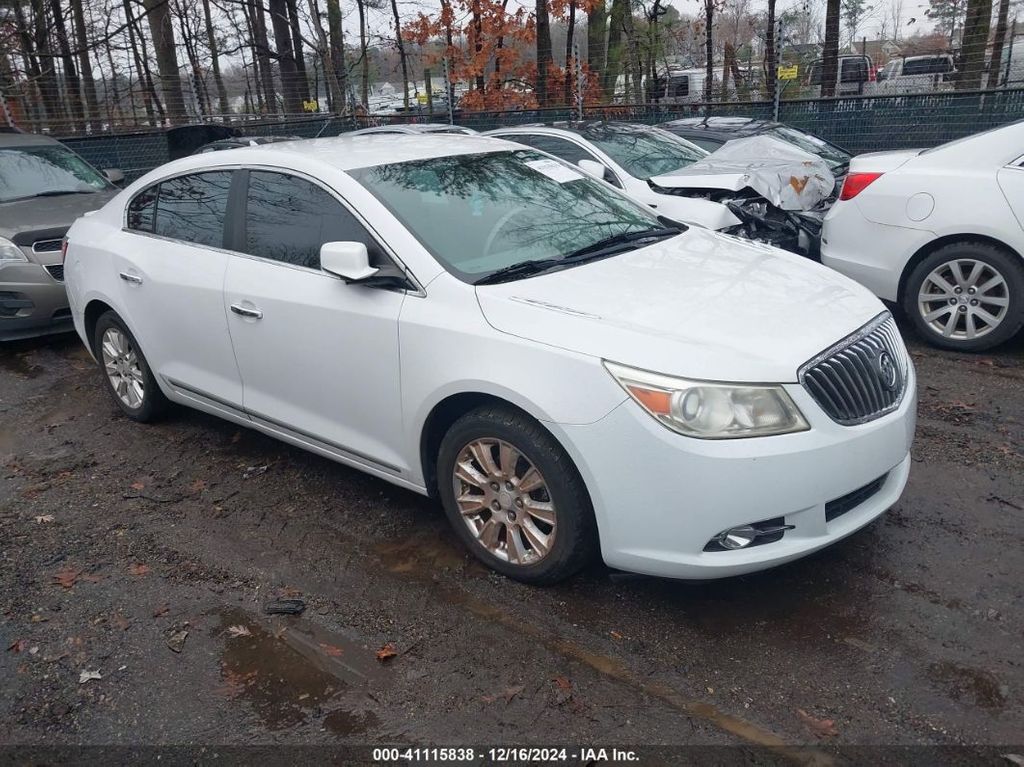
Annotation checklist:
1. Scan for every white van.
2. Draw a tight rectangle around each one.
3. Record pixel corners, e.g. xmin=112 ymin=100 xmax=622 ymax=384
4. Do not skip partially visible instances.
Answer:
xmin=876 ymin=54 xmax=956 ymax=94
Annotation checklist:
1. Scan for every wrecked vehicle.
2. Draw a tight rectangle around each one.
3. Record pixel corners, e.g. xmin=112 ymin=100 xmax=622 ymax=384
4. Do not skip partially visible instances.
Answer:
xmin=484 ymin=122 xmax=834 ymax=258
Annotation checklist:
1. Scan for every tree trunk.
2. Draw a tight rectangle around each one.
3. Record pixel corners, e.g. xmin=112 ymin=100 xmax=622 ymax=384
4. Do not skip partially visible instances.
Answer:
xmin=564 ymin=0 xmax=576 ymax=105
xmin=202 ymin=0 xmax=231 ymax=113
xmin=357 ymin=0 xmax=369 ymax=107
xmin=603 ymin=0 xmax=627 ymax=98
xmin=390 ymin=0 xmax=409 ymax=111
xmin=28 ymin=0 xmax=65 ymax=130
xmin=822 ymin=0 xmax=840 ymax=97
xmin=472 ymin=0 xmax=486 ymax=92
xmin=587 ymin=0 xmax=606 ymax=95
xmin=143 ymin=0 xmax=187 ymax=122
xmin=325 ymin=0 xmax=349 ymax=107
xmin=250 ymin=0 xmax=277 ymax=112
xmin=269 ymin=0 xmax=302 ymax=112
xmin=49 ymin=0 xmax=86 ymax=128
xmin=988 ymin=0 xmax=1011 ymax=88
xmin=123 ymin=0 xmax=161 ymax=122
xmin=70 ymin=0 xmax=100 ymax=127
xmin=959 ymin=0 xmax=993 ymax=90
xmin=10 ymin=0 xmax=49 ymax=126
xmin=286 ymin=0 xmax=310 ymax=101
xmin=703 ymin=0 xmax=714 ymax=101
xmin=764 ymin=0 xmax=776 ymax=104
xmin=535 ymin=0 xmax=552 ymax=106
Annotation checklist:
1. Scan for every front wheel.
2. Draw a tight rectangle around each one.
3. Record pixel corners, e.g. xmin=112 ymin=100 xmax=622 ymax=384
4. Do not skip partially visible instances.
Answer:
xmin=436 ymin=406 xmax=598 ymax=585
xmin=903 ymin=241 xmax=1024 ymax=352
xmin=92 ymin=311 xmax=169 ymax=422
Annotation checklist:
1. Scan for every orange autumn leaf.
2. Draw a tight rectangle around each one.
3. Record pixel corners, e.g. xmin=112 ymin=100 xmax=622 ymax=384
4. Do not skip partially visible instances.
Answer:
xmin=376 ymin=643 xmax=398 ymax=662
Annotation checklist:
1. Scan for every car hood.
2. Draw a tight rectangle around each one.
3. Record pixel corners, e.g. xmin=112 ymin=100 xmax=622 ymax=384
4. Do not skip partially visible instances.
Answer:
xmin=476 ymin=227 xmax=885 ymax=383
xmin=649 ymin=135 xmax=835 ymax=211
xmin=0 ymin=190 xmax=116 ymax=242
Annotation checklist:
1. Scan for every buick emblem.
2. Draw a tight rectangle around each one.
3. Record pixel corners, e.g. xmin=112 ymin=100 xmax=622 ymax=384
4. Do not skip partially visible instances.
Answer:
xmin=874 ymin=351 xmax=899 ymax=392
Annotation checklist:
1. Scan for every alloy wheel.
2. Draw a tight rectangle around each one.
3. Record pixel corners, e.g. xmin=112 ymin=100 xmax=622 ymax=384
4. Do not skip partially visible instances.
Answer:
xmin=100 ymin=327 xmax=145 ymax=409
xmin=451 ymin=438 xmax=556 ymax=565
xmin=917 ymin=258 xmax=1010 ymax=341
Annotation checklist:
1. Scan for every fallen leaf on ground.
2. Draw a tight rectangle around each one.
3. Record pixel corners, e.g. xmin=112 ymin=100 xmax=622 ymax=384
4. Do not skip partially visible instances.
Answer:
xmin=34 ymin=515 xmax=54 ymax=523
xmin=130 ymin=481 xmax=145 ymax=490
xmin=166 ymin=629 xmax=189 ymax=653
xmin=52 ymin=568 xmax=83 ymax=589
xmin=152 ymin=605 xmax=170 ymax=618
xmin=553 ymin=676 xmax=572 ymax=690
xmin=319 ymin=642 xmax=345 ymax=657
xmin=79 ymin=670 xmax=102 ymax=684
xmin=797 ymin=708 xmax=839 ymax=738
xmin=609 ymin=630 xmax=624 ymax=640
xmin=7 ymin=639 xmax=28 ymax=653
xmin=552 ymin=676 xmax=573 ymax=705
xmin=112 ymin=614 xmax=131 ymax=631
xmin=189 ymin=479 xmax=206 ymax=493
xmin=226 ymin=625 xmax=252 ymax=638
xmin=30 ymin=614 xmax=48 ymax=623
xmin=375 ymin=643 xmax=398 ymax=662
xmin=482 ymin=684 xmax=525 ymax=705
xmin=128 ymin=563 xmax=151 ymax=576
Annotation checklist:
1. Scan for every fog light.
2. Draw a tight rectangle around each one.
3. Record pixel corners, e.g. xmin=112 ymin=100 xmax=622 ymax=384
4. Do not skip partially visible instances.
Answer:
xmin=715 ymin=525 xmax=759 ymax=550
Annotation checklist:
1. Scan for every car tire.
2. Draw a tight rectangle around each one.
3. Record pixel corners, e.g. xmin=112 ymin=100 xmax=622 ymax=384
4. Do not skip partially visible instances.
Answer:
xmin=92 ymin=311 xmax=169 ymax=422
xmin=903 ymin=241 xmax=1024 ymax=352
xmin=436 ymin=405 xmax=598 ymax=585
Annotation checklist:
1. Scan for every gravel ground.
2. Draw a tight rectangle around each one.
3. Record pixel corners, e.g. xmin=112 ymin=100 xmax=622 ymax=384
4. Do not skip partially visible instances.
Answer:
xmin=0 ymin=316 xmax=1021 ymax=754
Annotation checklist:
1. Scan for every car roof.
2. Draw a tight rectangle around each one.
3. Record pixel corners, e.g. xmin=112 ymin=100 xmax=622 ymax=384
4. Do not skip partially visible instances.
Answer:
xmin=661 ymin=116 xmax=768 ymax=134
xmin=0 ymin=132 xmax=63 ymax=148
xmin=143 ymin=134 xmax=514 ymax=177
xmin=486 ymin=121 xmax=656 ymax=137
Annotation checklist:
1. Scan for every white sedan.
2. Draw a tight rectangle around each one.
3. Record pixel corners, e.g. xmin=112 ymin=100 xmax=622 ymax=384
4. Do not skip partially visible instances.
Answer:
xmin=64 ymin=135 xmax=915 ymax=584
xmin=822 ymin=121 xmax=1024 ymax=351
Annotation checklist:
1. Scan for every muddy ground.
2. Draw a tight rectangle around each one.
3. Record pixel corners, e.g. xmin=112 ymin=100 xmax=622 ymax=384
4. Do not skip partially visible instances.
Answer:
xmin=0 ymin=317 xmax=1021 ymax=756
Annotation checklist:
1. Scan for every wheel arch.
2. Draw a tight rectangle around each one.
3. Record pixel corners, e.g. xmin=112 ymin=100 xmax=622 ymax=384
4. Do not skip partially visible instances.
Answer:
xmin=83 ymin=298 xmax=117 ymax=355
xmin=897 ymin=233 xmax=1022 ymax=303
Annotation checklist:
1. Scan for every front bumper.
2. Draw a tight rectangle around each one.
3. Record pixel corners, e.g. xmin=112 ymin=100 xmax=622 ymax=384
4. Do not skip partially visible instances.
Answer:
xmin=550 ymin=367 xmax=916 ymax=579
xmin=1 ymin=263 xmax=72 ymax=342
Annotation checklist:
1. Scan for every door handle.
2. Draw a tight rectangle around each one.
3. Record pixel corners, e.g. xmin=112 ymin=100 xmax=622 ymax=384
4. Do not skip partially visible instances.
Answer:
xmin=230 ymin=303 xmax=263 ymax=319
xmin=119 ymin=271 xmax=143 ymax=285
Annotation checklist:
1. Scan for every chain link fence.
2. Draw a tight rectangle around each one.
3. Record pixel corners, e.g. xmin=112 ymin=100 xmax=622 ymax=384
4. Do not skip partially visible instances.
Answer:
xmin=52 ymin=88 xmax=1024 ymax=182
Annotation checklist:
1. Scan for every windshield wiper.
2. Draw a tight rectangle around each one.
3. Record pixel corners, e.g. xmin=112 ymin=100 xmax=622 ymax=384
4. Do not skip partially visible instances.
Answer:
xmin=475 ymin=226 xmax=683 ymax=286
xmin=560 ymin=225 xmax=682 ymax=261
xmin=6 ymin=189 xmax=97 ymax=203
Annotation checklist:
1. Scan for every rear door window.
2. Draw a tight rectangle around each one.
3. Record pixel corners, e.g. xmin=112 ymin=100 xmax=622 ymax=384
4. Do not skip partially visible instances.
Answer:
xmin=242 ymin=171 xmax=382 ymax=270
xmin=151 ymin=171 xmax=233 ymax=248
xmin=499 ymin=134 xmax=600 ymax=166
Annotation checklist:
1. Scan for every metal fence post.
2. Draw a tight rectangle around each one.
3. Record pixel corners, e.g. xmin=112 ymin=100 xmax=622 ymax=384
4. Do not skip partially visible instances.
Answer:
xmin=773 ymin=19 xmax=783 ymax=122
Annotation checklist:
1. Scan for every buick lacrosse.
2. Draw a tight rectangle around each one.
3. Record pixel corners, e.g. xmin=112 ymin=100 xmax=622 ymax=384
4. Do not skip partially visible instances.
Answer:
xmin=65 ymin=135 xmax=916 ymax=584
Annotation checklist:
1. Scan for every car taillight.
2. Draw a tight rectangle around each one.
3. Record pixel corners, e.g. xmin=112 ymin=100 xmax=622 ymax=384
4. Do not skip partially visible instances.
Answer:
xmin=839 ymin=172 xmax=883 ymax=201
xmin=61 ymin=238 xmax=68 ymax=263
xmin=868 ymin=64 xmax=877 ymax=82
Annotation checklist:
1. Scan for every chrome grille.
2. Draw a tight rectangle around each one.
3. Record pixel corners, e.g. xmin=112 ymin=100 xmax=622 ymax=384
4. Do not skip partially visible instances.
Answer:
xmin=45 ymin=264 xmax=65 ymax=282
xmin=799 ymin=313 xmax=909 ymax=425
xmin=32 ymin=238 xmax=63 ymax=254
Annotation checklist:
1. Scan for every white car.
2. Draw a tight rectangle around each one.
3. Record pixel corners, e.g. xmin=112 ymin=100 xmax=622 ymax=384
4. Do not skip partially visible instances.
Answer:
xmin=65 ymin=135 xmax=915 ymax=584
xmin=485 ymin=122 xmax=833 ymax=257
xmin=822 ymin=121 xmax=1024 ymax=351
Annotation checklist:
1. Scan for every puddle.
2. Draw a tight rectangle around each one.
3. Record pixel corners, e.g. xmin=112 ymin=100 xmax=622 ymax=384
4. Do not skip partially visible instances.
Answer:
xmin=0 ymin=352 xmax=43 ymax=379
xmin=927 ymin=661 xmax=1007 ymax=709
xmin=376 ymin=525 xmax=489 ymax=578
xmin=214 ymin=608 xmax=386 ymax=731
xmin=324 ymin=708 xmax=380 ymax=735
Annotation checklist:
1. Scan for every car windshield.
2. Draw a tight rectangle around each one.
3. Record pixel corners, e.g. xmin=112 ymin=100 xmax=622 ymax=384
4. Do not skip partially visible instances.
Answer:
xmin=0 ymin=144 xmax=109 ymax=203
xmin=581 ymin=127 xmax=708 ymax=179
xmin=351 ymin=150 xmax=665 ymax=282
xmin=765 ymin=126 xmax=851 ymax=170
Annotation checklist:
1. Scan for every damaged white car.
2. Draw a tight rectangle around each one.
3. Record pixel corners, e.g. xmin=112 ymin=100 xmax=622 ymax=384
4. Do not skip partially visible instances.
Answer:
xmin=485 ymin=122 xmax=835 ymax=257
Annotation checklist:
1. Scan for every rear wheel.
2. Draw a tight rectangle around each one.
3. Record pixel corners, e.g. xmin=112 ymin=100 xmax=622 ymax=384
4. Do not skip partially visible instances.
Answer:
xmin=93 ymin=311 xmax=169 ymax=422
xmin=903 ymin=241 xmax=1024 ymax=352
xmin=436 ymin=405 xmax=598 ymax=585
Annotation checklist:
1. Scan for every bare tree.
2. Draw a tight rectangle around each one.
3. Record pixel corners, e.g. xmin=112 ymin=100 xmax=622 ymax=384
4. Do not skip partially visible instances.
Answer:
xmin=390 ymin=0 xmax=409 ymax=110
xmin=987 ymin=0 xmax=1011 ymax=88
xmin=71 ymin=0 xmax=101 ymax=125
xmin=143 ymin=0 xmax=187 ymax=121
xmin=536 ymin=0 xmax=552 ymax=106
xmin=203 ymin=0 xmax=232 ymax=112
xmin=822 ymin=0 xmax=841 ymax=97
xmin=958 ymin=0 xmax=992 ymax=89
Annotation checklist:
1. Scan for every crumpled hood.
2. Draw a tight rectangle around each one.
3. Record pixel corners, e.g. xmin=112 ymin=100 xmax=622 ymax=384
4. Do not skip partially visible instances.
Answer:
xmin=476 ymin=227 xmax=885 ymax=383
xmin=650 ymin=135 xmax=836 ymax=211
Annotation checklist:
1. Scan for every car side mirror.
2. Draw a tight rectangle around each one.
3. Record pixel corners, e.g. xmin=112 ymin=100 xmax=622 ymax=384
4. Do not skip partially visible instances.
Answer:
xmin=103 ymin=168 xmax=125 ymax=185
xmin=577 ymin=159 xmax=606 ymax=178
xmin=321 ymin=241 xmax=378 ymax=282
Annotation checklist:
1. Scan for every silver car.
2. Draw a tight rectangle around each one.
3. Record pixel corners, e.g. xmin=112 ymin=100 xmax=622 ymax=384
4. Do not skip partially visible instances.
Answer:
xmin=0 ymin=131 xmax=119 ymax=341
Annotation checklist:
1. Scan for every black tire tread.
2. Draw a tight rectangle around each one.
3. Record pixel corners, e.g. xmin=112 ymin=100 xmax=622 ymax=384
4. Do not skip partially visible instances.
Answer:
xmin=92 ymin=311 xmax=170 ymax=423
xmin=437 ymin=404 xmax=599 ymax=585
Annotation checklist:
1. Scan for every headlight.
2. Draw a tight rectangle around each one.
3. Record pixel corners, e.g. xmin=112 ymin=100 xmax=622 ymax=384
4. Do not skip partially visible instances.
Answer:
xmin=605 ymin=361 xmax=809 ymax=439
xmin=0 ymin=237 xmax=28 ymax=268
